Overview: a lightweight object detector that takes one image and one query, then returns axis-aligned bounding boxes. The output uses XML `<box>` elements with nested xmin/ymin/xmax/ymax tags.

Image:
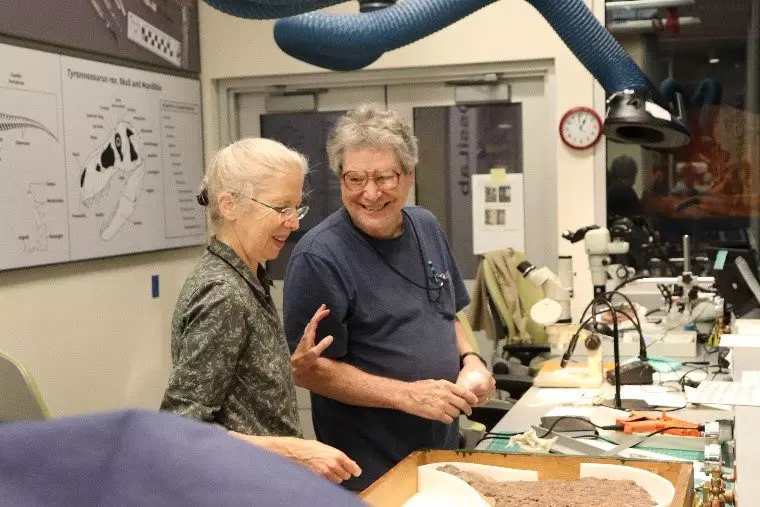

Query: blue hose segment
<box><xmin>693</xmin><ymin>76</ymin><xmax>722</xmax><ymax>132</ymax></box>
<box><xmin>525</xmin><ymin>0</ymin><xmax>650</xmax><ymax>92</ymax></box>
<box><xmin>274</xmin><ymin>0</ymin><xmax>494</xmax><ymax>71</ymax></box>
<box><xmin>202</xmin><ymin>0</ymin><xmax>344</xmax><ymax>19</ymax></box>
<box><xmin>661</xmin><ymin>76</ymin><xmax>690</xmax><ymax>109</ymax></box>
<box><xmin>662</xmin><ymin>75</ymin><xmax>722</xmax><ymax>109</ymax></box>
<box><xmin>693</xmin><ymin>76</ymin><xmax>722</xmax><ymax>107</ymax></box>
<box><xmin>204</xmin><ymin>0</ymin><xmax>652</xmax><ymax>94</ymax></box>
<box><xmin>662</xmin><ymin>76</ymin><xmax>721</xmax><ymax>132</ymax></box>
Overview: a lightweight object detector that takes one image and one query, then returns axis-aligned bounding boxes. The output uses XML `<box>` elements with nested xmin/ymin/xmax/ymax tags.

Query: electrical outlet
<box><xmin>127</xmin><ymin>11</ymin><xmax>182</xmax><ymax>67</ymax></box>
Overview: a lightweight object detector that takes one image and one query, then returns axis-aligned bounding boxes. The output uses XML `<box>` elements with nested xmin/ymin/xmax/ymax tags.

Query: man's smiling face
<box><xmin>340</xmin><ymin>146</ymin><xmax>413</xmax><ymax>239</ymax></box>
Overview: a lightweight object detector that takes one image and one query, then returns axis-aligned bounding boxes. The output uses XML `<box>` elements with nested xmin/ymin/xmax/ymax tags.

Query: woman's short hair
<box><xmin>201</xmin><ymin>137</ymin><xmax>307</xmax><ymax>236</ymax></box>
<box><xmin>326</xmin><ymin>104</ymin><xmax>418</xmax><ymax>176</ymax></box>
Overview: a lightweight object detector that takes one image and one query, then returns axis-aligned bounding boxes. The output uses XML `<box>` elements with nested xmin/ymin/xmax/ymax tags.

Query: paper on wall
<box><xmin>472</xmin><ymin>173</ymin><xmax>524</xmax><ymax>254</ymax></box>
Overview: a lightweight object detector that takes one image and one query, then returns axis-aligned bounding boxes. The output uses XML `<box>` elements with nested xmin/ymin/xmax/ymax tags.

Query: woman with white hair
<box><xmin>161</xmin><ymin>138</ymin><xmax>361</xmax><ymax>484</ymax></box>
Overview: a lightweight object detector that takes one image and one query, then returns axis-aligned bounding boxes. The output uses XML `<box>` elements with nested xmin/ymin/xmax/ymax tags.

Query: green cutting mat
<box><xmin>484</xmin><ymin>438</ymin><xmax>704</xmax><ymax>461</ymax></box>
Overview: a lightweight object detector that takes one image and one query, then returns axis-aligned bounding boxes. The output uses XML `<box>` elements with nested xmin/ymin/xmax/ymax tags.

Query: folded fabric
<box><xmin>508</xmin><ymin>428</ymin><xmax>557</xmax><ymax>454</ymax></box>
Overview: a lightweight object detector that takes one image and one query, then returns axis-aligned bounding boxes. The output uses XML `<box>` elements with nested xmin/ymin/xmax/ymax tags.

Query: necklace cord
<box><xmin>358</xmin><ymin>209</ymin><xmax>443</xmax><ymax>303</ymax></box>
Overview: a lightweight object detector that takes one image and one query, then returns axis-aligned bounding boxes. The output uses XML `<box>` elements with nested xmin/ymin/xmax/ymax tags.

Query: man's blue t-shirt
<box><xmin>283</xmin><ymin>206</ymin><xmax>470</xmax><ymax>490</ymax></box>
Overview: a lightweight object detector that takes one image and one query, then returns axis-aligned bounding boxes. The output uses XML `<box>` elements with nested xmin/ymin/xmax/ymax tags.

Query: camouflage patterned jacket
<box><xmin>160</xmin><ymin>237</ymin><xmax>302</xmax><ymax>437</ymax></box>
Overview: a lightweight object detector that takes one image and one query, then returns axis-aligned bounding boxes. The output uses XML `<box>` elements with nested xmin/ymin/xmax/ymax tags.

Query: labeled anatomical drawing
<box><xmin>79</xmin><ymin>121</ymin><xmax>144</xmax><ymax>240</ymax></box>
<box><xmin>0</xmin><ymin>112</ymin><xmax>57</xmax><ymax>140</ymax></box>
<box><xmin>0</xmin><ymin>42</ymin><xmax>204</xmax><ymax>271</ymax></box>
<box><xmin>22</xmin><ymin>183</ymin><xmax>53</xmax><ymax>252</ymax></box>
<box><xmin>0</xmin><ymin>92</ymin><xmax>67</xmax><ymax>265</ymax></box>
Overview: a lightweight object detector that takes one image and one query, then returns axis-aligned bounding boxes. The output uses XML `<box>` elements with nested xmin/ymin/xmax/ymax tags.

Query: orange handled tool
<box><xmin>615</xmin><ymin>411</ymin><xmax>702</xmax><ymax>437</ymax></box>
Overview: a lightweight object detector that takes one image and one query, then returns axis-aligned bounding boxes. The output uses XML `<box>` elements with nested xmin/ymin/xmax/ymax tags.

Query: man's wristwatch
<box><xmin>459</xmin><ymin>351</ymin><xmax>487</xmax><ymax>369</ymax></box>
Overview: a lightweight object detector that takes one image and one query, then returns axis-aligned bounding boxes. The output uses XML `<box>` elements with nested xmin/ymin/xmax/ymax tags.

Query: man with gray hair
<box><xmin>283</xmin><ymin>104</ymin><xmax>495</xmax><ymax>490</ymax></box>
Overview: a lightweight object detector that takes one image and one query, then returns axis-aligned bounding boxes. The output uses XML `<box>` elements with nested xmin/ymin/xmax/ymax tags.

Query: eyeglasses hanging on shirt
<box><xmin>359</xmin><ymin>209</ymin><xmax>448</xmax><ymax>303</ymax></box>
<box><xmin>427</xmin><ymin>261</ymin><xmax>449</xmax><ymax>289</ymax></box>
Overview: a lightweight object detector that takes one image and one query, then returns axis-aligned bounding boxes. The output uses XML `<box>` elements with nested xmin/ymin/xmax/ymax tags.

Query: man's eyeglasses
<box><xmin>341</xmin><ymin>170</ymin><xmax>401</xmax><ymax>191</ymax></box>
<box><xmin>234</xmin><ymin>193</ymin><xmax>309</xmax><ymax>221</ymax></box>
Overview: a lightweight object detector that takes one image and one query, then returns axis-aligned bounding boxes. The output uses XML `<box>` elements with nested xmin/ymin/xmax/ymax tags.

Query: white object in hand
<box><xmin>461</xmin><ymin>371</ymin><xmax>485</xmax><ymax>392</ymax></box>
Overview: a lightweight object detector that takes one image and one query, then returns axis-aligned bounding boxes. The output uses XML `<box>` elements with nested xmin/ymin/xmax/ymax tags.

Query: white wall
<box><xmin>0</xmin><ymin>246</ymin><xmax>202</xmax><ymax>417</ymax></box>
<box><xmin>199</xmin><ymin>0</ymin><xmax>607</xmax><ymax>315</ymax></box>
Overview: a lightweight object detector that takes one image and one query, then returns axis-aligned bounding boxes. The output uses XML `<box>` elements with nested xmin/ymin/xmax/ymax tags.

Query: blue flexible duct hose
<box><xmin>274</xmin><ymin>0</ymin><xmax>494</xmax><ymax>73</ymax></box>
<box><xmin>661</xmin><ymin>76</ymin><xmax>722</xmax><ymax>110</ymax></box>
<box><xmin>661</xmin><ymin>76</ymin><xmax>721</xmax><ymax>134</ymax></box>
<box><xmin>271</xmin><ymin>0</ymin><xmax>650</xmax><ymax>94</ymax></box>
<box><xmin>693</xmin><ymin>77</ymin><xmax>722</xmax><ymax>134</ymax></box>
<box><xmin>528</xmin><ymin>0</ymin><xmax>650</xmax><ymax>93</ymax></box>
<box><xmin>201</xmin><ymin>0</ymin><xmax>691</xmax><ymax>149</ymax></box>
<box><xmin>692</xmin><ymin>76</ymin><xmax>722</xmax><ymax>107</ymax></box>
<box><xmin>661</xmin><ymin>77</ymin><xmax>691</xmax><ymax>110</ymax></box>
<box><xmin>204</xmin><ymin>0</ymin><xmax>648</xmax><ymax>94</ymax></box>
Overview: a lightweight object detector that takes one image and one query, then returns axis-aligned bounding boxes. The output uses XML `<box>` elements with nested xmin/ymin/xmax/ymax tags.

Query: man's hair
<box><xmin>610</xmin><ymin>155</ymin><xmax>638</xmax><ymax>181</ymax></box>
<box><xmin>326</xmin><ymin>103</ymin><xmax>418</xmax><ymax>176</ymax></box>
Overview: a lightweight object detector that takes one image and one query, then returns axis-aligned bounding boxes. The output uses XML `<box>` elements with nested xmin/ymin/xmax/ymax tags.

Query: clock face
<box><xmin>559</xmin><ymin>107</ymin><xmax>602</xmax><ymax>150</ymax></box>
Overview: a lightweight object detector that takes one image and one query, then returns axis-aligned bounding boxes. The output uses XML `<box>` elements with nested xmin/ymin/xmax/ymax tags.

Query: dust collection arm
<box><xmin>202</xmin><ymin>0</ymin><xmax>691</xmax><ymax>150</ymax></box>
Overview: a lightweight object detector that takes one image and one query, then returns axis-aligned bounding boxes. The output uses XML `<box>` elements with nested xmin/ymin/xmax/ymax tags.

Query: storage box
<box><xmin>360</xmin><ymin>450</ymin><xmax>694</xmax><ymax>506</ymax></box>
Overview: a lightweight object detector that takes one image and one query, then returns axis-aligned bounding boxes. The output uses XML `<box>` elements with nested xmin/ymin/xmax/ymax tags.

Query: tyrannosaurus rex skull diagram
<box><xmin>79</xmin><ymin>121</ymin><xmax>144</xmax><ymax>240</ymax></box>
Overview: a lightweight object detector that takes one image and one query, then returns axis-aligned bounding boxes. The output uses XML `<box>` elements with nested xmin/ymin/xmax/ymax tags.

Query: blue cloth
<box><xmin>0</xmin><ymin>410</ymin><xmax>364</xmax><ymax>507</ymax></box>
<box><xmin>283</xmin><ymin>206</ymin><xmax>470</xmax><ymax>489</ymax></box>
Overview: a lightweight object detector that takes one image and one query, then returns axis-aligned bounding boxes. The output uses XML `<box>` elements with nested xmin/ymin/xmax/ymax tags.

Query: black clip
<box><xmin>196</xmin><ymin>188</ymin><xmax>209</xmax><ymax>206</ymax></box>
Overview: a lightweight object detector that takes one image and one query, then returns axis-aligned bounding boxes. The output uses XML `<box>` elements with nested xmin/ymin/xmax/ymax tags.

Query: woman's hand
<box><xmin>229</xmin><ymin>432</ymin><xmax>360</xmax><ymax>484</ymax></box>
<box><xmin>291</xmin><ymin>304</ymin><xmax>333</xmax><ymax>383</ymax></box>
<box><xmin>285</xmin><ymin>438</ymin><xmax>362</xmax><ymax>484</ymax></box>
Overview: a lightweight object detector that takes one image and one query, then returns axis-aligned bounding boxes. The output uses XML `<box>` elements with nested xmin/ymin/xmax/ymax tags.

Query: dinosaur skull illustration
<box><xmin>79</xmin><ymin>122</ymin><xmax>142</xmax><ymax>207</ymax></box>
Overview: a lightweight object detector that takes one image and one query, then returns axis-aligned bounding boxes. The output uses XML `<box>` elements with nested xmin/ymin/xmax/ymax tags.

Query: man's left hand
<box><xmin>456</xmin><ymin>357</ymin><xmax>496</xmax><ymax>405</ymax></box>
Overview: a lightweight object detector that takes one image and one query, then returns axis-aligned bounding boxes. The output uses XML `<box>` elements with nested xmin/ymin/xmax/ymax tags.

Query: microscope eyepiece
<box><xmin>517</xmin><ymin>261</ymin><xmax>535</xmax><ymax>276</ymax></box>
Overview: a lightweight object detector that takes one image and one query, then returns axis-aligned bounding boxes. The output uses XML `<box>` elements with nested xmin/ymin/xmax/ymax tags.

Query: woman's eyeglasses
<box><xmin>234</xmin><ymin>193</ymin><xmax>309</xmax><ymax>221</ymax></box>
<box><xmin>341</xmin><ymin>170</ymin><xmax>401</xmax><ymax>191</ymax></box>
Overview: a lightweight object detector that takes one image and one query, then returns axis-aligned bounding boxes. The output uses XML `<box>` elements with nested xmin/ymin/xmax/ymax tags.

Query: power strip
<box><xmin>127</xmin><ymin>11</ymin><xmax>182</xmax><ymax>67</ymax></box>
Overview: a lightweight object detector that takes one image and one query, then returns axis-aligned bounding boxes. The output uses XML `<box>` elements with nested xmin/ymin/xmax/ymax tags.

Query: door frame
<box><xmin>216</xmin><ymin>59</ymin><xmax>555</xmax><ymax>146</ymax></box>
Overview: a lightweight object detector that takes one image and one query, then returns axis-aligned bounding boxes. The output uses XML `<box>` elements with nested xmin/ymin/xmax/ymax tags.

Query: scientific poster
<box><xmin>0</xmin><ymin>42</ymin><xmax>204</xmax><ymax>270</ymax></box>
